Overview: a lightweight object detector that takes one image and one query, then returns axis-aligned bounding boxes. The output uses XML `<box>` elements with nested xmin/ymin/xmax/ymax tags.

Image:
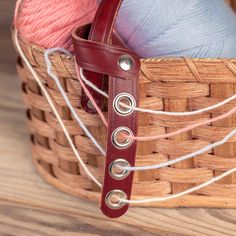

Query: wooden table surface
<box><xmin>1</xmin><ymin>1</ymin><xmax>236</xmax><ymax>236</ymax></box>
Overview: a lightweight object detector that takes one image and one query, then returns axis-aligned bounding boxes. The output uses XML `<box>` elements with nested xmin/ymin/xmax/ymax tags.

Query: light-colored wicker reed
<box><xmin>15</xmin><ymin>2</ymin><xmax>236</xmax><ymax>208</ymax></box>
<box><xmin>16</xmin><ymin>37</ymin><xmax>236</xmax><ymax>208</ymax></box>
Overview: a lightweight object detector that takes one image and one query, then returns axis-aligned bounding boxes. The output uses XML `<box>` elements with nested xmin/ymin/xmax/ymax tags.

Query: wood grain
<box><xmin>0</xmin><ymin>0</ymin><xmax>16</xmax><ymax>74</ymax></box>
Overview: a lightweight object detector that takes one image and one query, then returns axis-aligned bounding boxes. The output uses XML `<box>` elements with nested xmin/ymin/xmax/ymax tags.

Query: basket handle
<box><xmin>72</xmin><ymin>0</ymin><xmax>140</xmax><ymax>218</ymax></box>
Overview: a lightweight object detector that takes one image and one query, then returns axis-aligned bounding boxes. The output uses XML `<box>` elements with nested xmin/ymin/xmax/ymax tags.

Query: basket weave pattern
<box><xmin>17</xmin><ymin>37</ymin><xmax>236</xmax><ymax>207</ymax></box>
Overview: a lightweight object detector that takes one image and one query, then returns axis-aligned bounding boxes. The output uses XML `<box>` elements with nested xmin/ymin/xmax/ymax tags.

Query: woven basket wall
<box><xmin>16</xmin><ymin>1</ymin><xmax>236</xmax><ymax>207</ymax></box>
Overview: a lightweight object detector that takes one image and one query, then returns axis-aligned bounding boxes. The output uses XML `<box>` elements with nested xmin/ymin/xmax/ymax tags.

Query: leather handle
<box><xmin>73</xmin><ymin>0</ymin><xmax>140</xmax><ymax>218</ymax></box>
<box><xmin>89</xmin><ymin>0</ymin><xmax>122</xmax><ymax>43</ymax></box>
<box><xmin>81</xmin><ymin>0</ymin><xmax>123</xmax><ymax>113</ymax></box>
<box><xmin>73</xmin><ymin>26</ymin><xmax>140</xmax><ymax>79</ymax></box>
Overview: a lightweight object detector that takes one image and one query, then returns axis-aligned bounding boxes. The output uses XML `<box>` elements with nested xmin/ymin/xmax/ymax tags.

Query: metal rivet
<box><xmin>113</xmin><ymin>93</ymin><xmax>136</xmax><ymax>116</ymax></box>
<box><xmin>105</xmin><ymin>190</ymin><xmax>127</xmax><ymax>209</ymax></box>
<box><xmin>112</xmin><ymin>127</ymin><xmax>133</xmax><ymax>149</ymax></box>
<box><xmin>109</xmin><ymin>159</ymin><xmax>131</xmax><ymax>180</ymax></box>
<box><xmin>118</xmin><ymin>55</ymin><xmax>134</xmax><ymax>71</ymax></box>
<box><xmin>87</xmin><ymin>100</ymin><xmax>94</xmax><ymax>109</ymax></box>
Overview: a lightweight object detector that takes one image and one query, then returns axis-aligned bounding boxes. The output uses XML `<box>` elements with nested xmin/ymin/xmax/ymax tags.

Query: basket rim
<box><xmin>17</xmin><ymin>35</ymin><xmax>236</xmax><ymax>62</ymax></box>
<box><xmin>15</xmin><ymin>34</ymin><xmax>236</xmax><ymax>84</ymax></box>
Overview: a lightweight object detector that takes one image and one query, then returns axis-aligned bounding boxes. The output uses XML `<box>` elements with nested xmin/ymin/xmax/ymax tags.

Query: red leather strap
<box><xmin>73</xmin><ymin>26</ymin><xmax>140</xmax><ymax>79</ymax></box>
<box><xmin>81</xmin><ymin>0</ymin><xmax>123</xmax><ymax>113</ymax></box>
<box><xmin>72</xmin><ymin>0</ymin><xmax>140</xmax><ymax>218</ymax></box>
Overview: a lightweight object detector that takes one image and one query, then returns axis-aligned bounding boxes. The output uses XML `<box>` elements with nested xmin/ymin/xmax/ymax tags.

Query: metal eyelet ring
<box><xmin>112</xmin><ymin>127</ymin><xmax>133</xmax><ymax>149</ymax></box>
<box><xmin>113</xmin><ymin>93</ymin><xmax>136</xmax><ymax>116</ymax></box>
<box><xmin>105</xmin><ymin>190</ymin><xmax>127</xmax><ymax>209</ymax></box>
<box><xmin>118</xmin><ymin>55</ymin><xmax>134</xmax><ymax>71</ymax></box>
<box><xmin>109</xmin><ymin>159</ymin><xmax>131</xmax><ymax>180</ymax></box>
<box><xmin>87</xmin><ymin>100</ymin><xmax>95</xmax><ymax>110</ymax></box>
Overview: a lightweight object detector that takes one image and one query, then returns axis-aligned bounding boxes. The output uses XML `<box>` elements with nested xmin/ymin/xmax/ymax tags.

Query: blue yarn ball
<box><xmin>112</xmin><ymin>0</ymin><xmax>236</xmax><ymax>58</ymax></box>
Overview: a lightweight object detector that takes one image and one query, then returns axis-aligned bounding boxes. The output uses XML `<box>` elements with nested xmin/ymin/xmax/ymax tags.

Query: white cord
<box><xmin>46</xmin><ymin>60</ymin><xmax>236</xmax><ymax>172</ymax></box>
<box><xmin>123</xmin><ymin>128</ymin><xmax>236</xmax><ymax>171</ymax></box>
<box><xmin>80</xmin><ymin>68</ymin><xmax>236</xmax><ymax>116</ymax></box>
<box><xmin>14</xmin><ymin>31</ymin><xmax>236</xmax><ymax>204</ymax></box>
<box><xmin>44</xmin><ymin>49</ymin><xmax>236</xmax><ymax>172</ymax></box>
<box><xmin>79</xmin><ymin>68</ymin><xmax>109</xmax><ymax>98</ymax></box>
<box><xmin>45</xmin><ymin>48</ymin><xmax>106</xmax><ymax>156</ymax></box>
<box><xmin>14</xmin><ymin>30</ymin><xmax>102</xmax><ymax>188</ymax></box>
<box><xmin>121</xmin><ymin>167</ymin><xmax>236</xmax><ymax>204</ymax></box>
<box><xmin>80</xmin><ymin>68</ymin><xmax>236</xmax><ymax>171</ymax></box>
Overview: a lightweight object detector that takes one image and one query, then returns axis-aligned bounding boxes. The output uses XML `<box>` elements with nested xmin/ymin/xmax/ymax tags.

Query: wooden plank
<box><xmin>0</xmin><ymin>203</ymin><xmax>103</xmax><ymax>236</ymax></box>
<box><xmin>0</xmin><ymin>0</ymin><xmax>17</xmax><ymax>73</ymax></box>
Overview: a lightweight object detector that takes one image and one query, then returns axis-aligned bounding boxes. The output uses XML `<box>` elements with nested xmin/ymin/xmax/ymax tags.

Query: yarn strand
<box><xmin>120</xmin><ymin>167</ymin><xmax>236</xmax><ymax>204</ymax></box>
<box><xmin>45</xmin><ymin>48</ymin><xmax>106</xmax><ymax>156</ymax></box>
<box><xmin>80</xmin><ymin>68</ymin><xmax>236</xmax><ymax>142</ymax></box>
<box><xmin>79</xmin><ymin>68</ymin><xmax>236</xmax><ymax>117</ymax></box>
<box><xmin>46</xmin><ymin>51</ymin><xmax>236</xmax><ymax>173</ymax></box>
<box><xmin>122</xmin><ymin>128</ymin><xmax>236</xmax><ymax>171</ymax></box>
<box><xmin>14</xmin><ymin>0</ymin><xmax>236</xmax><ymax>206</ymax></box>
<box><xmin>14</xmin><ymin>31</ymin><xmax>102</xmax><ymax>188</ymax></box>
<box><xmin>14</xmin><ymin>34</ymin><xmax>236</xmax><ymax>205</ymax></box>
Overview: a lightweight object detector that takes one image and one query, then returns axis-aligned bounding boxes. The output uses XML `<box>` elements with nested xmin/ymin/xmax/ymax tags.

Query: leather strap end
<box><xmin>72</xmin><ymin>0</ymin><xmax>141</xmax><ymax>218</ymax></box>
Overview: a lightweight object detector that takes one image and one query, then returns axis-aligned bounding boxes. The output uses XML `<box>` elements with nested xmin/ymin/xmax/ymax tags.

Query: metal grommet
<box><xmin>113</xmin><ymin>93</ymin><xmax>136</xmax><ymax>116</ymax></box>
<box><xmin>87</xmin><ymin>100</ymin><xmax>94</xmax><ymax>109</ymax></box>
<box><xmin>105</xmin><ymin>190</ymin><xmax>127</xmax><ymax>209</ymax></box>
<box><xmin>112</xmin><ymin>127</ymin><xmax>133</xmax><ymax>149</ymax></box>
<box><xmin>109</xmin><ymin>159</ymin><xmax>131</xmax><ymax>180</ymax></box>
<box><xmin>118</xmin><ymin>55</ymin><xmax>134</xmax><ymax>71</ymax></box>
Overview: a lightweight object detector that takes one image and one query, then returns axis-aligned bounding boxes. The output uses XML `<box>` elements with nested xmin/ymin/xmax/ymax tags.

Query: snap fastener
<box><xmin>87</xmin><ymin>100</ymin><xmax>95</xmax><ymax>109</ymax></box>
<box><xmin>105</xmin><ymin>190</ymin><xmax>127</xmax><ymax>209</ymax></box>
<box><xmin>112</xmin><ymin>127</ymin><xmax>133</xmax><ymax>149</ymax></box>
<box><xmin>113</xmin><ymin>92</ymin><xmax>136</xmax><ymax>116</ymax></box>
<box><xmin>109</xmin><ymin>159</ymin><xmax>131</xmax><ymax>180</ymax></box>
<box><xmin>118</xmin><ymin>55</ymin><xmax>134</xmax><ymax>71</ymax></box>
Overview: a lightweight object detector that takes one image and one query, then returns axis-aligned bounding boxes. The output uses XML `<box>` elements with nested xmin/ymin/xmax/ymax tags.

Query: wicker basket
<box><xmin>16</xmin><ymin>1</ymin><xmax>236</xmax><ymax>208</ymax></box>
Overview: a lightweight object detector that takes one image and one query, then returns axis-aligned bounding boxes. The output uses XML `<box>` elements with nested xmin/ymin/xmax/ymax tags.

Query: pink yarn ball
<box><xmin>15</xmin><ymin>0</ymin><xmax>98</xmax><ymax>52</ymax></box>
